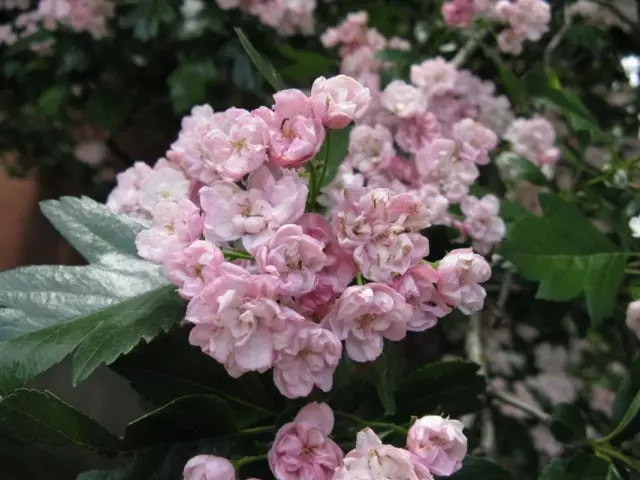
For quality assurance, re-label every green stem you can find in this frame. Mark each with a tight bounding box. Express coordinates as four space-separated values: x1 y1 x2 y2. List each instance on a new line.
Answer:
625 268 640 275
593 443 640 473
306 161 319 210
334 411 408 435
318 133 332 188
222 249 254 260
356 274 364 285
235 453 268 469
237 425 274 436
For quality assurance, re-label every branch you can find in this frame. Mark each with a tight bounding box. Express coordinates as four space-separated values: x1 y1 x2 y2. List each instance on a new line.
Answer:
452 31 487 68
590 0 637 32
488 388 551 423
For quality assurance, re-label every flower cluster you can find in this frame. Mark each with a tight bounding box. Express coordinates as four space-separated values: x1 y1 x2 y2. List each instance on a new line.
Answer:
108 71 493 400
0 0 114 48
568 0 638 32
216 0 317 36
183 403 468 480
503 116 560 178
442 0 551 54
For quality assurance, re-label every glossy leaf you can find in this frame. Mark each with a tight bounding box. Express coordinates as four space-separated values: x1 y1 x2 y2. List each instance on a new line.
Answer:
0 389 121 453
371 342 406 417
319 126 351 188
603 390 640 443
550 403 586 443
168 60 217 114
234 28 285 91
449 456 515 479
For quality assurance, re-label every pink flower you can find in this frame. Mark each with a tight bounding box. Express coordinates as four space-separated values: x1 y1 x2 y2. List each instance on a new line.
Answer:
348 124 396 173
391 264 452 332
407 415 467 477
201 109 269 181
626 300 640 340
273 320 342 398
106 161 153 218
436 248 491 314
310 75 371 129
504 116 559 173
164 240 224 299
256 224 327 296
138 165 191 213
334 428 427 480
273 88 313 118
395 112 442 153
268 403 343 480
200 165 308 253
461 195 506 254
410 57 458 97
323 284 412 362
183 455 235 480
451 119 498 165
380 80 426 119
442 0 475 27
256 105 325 169
186 269 298 376
135 200 203 264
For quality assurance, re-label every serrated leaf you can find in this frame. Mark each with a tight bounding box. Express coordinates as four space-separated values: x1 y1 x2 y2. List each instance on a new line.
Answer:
0 283 183 393
0 389 121 452
550 403 586 443
124 395 237 449
394 360 485 418
449 456 515 479
234 28 285 91
40 196 149 263
500 194 627 324
319 127 351 188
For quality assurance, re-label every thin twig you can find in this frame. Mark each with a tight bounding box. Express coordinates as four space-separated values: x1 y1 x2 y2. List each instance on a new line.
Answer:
466 312 496 457
497 270 513 310
452 31 487 68
544 9 572 66
590 0 638 32
488 388 551 423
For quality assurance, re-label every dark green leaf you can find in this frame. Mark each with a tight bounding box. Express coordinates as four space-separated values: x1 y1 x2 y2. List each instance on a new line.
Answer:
77 466 133 480
449 456 515 480
279 44 335 84
124 395 237 449
319 127 351 188
603 390 640 443
500 194 627 324
371 342 406 416
120 0 175 41
0 389 121 452
539 452 609 480
612 356 640 426
506 156 549 185
40 196 148 263
168 61 217 114
37 85 68 117
0 283 183 393
111 330 276 427
500 199 535 222
394 360 485 418
550 403 586 443
86 90 130 132
485 48 526 108
234 28 285 91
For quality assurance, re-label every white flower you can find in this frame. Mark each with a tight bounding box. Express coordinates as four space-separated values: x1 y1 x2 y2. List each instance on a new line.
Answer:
629 215 640 238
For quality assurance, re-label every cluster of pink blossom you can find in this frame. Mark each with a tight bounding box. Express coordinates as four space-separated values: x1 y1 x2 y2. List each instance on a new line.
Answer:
0 0 114 48
107 73 493 400
502 116 560 179
216 0 316 36
183 402 468 480
442 0 551 54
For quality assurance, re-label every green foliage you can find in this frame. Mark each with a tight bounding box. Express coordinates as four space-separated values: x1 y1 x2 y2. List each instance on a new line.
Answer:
234 28 286 91
550 403 586 444
501 194 628 324
168 60 217 114
449 456 516 479
319 126 352 188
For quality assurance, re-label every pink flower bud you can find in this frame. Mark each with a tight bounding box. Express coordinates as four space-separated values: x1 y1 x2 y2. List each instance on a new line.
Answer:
183 455 235 480
310 75 371 129
407 416 467 477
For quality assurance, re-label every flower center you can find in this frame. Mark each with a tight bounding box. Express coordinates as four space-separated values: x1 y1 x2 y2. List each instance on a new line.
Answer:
231 138 247 151
358 313 376 330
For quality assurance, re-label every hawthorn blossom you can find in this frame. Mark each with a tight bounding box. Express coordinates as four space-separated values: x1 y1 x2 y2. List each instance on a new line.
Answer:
255 224 327 296
200 165 308 253
135 200 202 264
504 116 559 176
273 320 342 398
183 455 235 480
310 75 371 129
629 215 640 238
138 165 191 213
348 124 396 173
106 161 153 218
451 119 498 166
460 194 506 254
626 299 640 339
410 57 458 97
436 248 491 314
407 416 467 476
395 112 442 153
163 240 224 299
268 403 343 480
323 283 412 362
380 80 427 119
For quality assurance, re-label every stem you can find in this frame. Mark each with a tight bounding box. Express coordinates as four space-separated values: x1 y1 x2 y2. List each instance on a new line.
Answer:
452 30 487 68
593 443 640 473
317 133 332 188
306 161 319 210
235 454 268 469
237 425 274 436
488 388 551 423
466 312 496 457
222 249 254 260
544 9 572 66
334 411 408 436
625 268 640 275
497 270 513 310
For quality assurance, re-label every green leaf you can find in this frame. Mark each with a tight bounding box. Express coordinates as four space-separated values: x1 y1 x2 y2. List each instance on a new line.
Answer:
0 389 121 452
234 28 285 91
279 44 334 84
394 360 485 418
371 342 406 417
602 390 640 443
538 452 609 480
612 356 640 426
111 330 276 427
124 395 237 449
40 196 149 263
319 127 351 188
500 199 535 223
86 90 130 132
485 48 526 108
500 194 627 324
449 456 515 480
77 467 133 480
506 156 549 185
168 60 217 114
0 283 183 392
37 85 68 117
120 0 175 40
550 403 586 443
